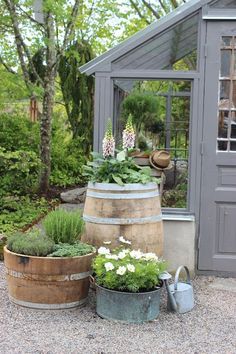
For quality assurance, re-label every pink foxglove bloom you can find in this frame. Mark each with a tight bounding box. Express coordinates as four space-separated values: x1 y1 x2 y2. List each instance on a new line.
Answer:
103 119 115 158
123 114 135 149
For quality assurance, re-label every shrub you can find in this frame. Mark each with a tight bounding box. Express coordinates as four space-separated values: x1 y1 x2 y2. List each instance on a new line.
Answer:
7 229 55 256
50 125 87 187
43 209 84 244
48 242 95 257
0 113 39 152
0 147 41 195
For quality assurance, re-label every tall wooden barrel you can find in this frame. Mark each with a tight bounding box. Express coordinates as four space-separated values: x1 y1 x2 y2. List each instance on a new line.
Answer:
4 246 95 309
82 182 163 256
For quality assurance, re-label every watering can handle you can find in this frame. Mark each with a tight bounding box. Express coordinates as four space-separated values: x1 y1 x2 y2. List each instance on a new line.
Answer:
174 265 191 291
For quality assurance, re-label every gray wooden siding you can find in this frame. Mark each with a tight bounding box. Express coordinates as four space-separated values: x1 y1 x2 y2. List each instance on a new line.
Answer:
112 14 199 71
211 0 236 8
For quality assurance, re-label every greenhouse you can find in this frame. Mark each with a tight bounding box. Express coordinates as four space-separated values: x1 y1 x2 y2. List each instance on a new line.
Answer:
80 0 236 275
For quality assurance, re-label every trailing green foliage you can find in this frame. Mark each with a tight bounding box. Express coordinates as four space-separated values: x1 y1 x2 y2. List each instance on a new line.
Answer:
83 151 156 186
43 209 84 244
0 196 55 234
48 242 95 257
93 246 167 293
7 229 55 257
58 41 94 156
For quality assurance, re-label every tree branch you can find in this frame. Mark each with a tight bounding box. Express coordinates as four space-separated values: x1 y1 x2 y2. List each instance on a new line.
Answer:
0 56 17 74
170 0 179 9
140 0 160 19
16 4 45 28
3 0 31 88
3 0 44 87
129 0 151 25
63 0 81 50
158 0 169 15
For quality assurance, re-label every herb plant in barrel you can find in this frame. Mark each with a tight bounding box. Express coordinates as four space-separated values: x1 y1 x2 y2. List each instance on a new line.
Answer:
82 116 164 256
4 209 95 309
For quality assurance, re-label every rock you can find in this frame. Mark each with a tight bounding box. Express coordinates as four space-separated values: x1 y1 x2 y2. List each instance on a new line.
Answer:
60 187 87 204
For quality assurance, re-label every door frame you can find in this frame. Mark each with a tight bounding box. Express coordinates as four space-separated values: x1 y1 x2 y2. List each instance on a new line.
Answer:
197 19 236 276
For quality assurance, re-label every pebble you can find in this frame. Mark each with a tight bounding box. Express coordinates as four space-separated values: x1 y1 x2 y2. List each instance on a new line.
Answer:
0 262 235 354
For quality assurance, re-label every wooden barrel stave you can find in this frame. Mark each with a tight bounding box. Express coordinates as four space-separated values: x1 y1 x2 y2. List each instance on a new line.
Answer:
82 182 163 257
4 247 95 309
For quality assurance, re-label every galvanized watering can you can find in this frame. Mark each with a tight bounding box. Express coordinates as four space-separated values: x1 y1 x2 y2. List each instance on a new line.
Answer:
160 265 194 314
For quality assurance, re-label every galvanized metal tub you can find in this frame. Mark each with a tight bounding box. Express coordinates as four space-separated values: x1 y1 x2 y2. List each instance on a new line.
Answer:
82 182 163 256
4 246 95 309
96 284 162 323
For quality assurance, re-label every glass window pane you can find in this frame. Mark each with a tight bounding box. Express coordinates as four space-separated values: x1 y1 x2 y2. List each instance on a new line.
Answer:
218 110 229 138
222 37 232 46
232 81 236 108
221 50 231 77
218 140 228 151
230 111 236 138
234 50 236 76
230 141 236 150
220 80 230 103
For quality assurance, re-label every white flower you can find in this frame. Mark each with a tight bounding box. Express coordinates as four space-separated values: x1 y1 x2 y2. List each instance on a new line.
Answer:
118 251 127 259
98 247 110 255
143 252 159 261
118 236 131 245
103 240 111 245
127 264 135 273
104 262 114 271
116 266 127 275
130 250 143 259
105 254 119 260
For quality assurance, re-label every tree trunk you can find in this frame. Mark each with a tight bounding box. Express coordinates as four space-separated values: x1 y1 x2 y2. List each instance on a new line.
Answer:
39 10 56 195
39 78 55 194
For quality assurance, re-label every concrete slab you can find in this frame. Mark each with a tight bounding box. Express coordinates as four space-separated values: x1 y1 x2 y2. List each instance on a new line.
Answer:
208 277 236 292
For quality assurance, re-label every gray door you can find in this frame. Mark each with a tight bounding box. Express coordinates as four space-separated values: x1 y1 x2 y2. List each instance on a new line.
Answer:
198 21 236 274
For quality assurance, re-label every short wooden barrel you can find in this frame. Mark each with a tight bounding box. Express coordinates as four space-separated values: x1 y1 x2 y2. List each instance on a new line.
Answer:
4 246 95 309
82 182 163 256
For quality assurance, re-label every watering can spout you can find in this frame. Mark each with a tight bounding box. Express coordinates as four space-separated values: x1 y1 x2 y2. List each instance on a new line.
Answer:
159 271 178 312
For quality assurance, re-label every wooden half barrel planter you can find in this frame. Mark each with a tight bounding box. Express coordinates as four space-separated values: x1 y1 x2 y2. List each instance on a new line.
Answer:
4 246 95 309
82 182 163 256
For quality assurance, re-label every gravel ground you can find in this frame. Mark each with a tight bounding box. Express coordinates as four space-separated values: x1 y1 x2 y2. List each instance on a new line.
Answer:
0 262 235 354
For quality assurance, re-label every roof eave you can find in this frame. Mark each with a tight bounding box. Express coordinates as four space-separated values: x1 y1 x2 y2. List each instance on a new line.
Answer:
79 0 210 75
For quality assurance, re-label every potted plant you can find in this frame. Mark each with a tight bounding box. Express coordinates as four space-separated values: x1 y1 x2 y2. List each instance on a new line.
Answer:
82 117 164 256
4 209 95 309
92 239 167 323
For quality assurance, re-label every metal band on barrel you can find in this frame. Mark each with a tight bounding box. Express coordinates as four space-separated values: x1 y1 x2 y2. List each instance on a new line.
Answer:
5 268 91 281
86 190 159 199
83 214 162 225
9 295 87 309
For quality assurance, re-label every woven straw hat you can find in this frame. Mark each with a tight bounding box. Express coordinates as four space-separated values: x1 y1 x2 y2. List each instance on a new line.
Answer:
149 150 172 170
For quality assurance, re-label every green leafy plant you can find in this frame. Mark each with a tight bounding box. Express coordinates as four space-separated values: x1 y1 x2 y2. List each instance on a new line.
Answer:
0 196 55 234
93 242 166 293
43 209 84 244
48 242 95 257
7 229 55 257
0 147 41 195
0 113 39 152
84 151 155 186
83 119 157 186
